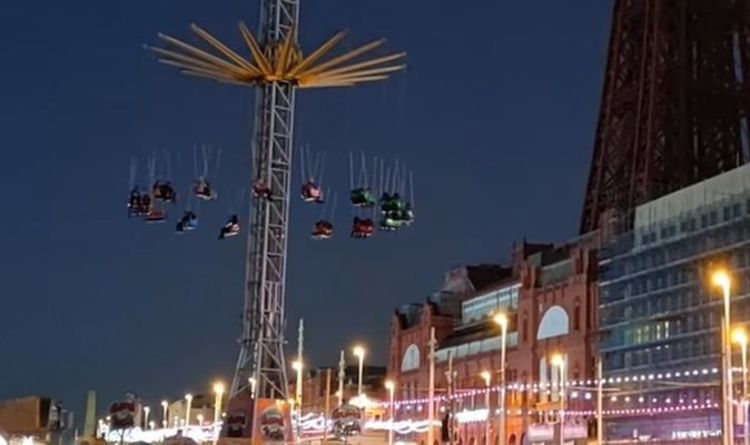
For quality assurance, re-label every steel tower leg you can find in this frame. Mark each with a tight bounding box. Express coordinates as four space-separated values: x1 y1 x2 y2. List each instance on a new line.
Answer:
230 0 300 401
579 0 750 234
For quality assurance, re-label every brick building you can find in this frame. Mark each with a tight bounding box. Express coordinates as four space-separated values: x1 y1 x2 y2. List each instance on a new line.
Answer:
388 238 599 445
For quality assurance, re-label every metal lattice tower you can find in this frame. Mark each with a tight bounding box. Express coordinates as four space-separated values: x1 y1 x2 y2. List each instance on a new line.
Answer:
239 0 299 401
580 0 750 234
151 0 405 401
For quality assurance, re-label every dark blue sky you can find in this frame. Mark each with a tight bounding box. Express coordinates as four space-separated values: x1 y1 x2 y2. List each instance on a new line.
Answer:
0 0 610 417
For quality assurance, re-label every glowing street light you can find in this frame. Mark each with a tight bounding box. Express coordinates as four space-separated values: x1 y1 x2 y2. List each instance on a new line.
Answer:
551 353 566 445
161 400 168 428
713 269 734 445
735 327 750 445
353 345 366 397
197 414 204 426
184 394 193 426
213 382 225 424
494 312 509 444
385 380 396 445
143 406 151 429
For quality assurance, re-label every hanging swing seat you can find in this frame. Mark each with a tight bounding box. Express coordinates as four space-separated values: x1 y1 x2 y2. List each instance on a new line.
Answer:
350 188 376 207
302 182 324 203
252 180 271 199
145 208 166 223
351 217 375 239
194 179 216 201
312 220 334 239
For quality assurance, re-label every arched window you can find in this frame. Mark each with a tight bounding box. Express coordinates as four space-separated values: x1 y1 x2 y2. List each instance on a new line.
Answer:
537 306 570 340
574 300 581 331
401 344 421 371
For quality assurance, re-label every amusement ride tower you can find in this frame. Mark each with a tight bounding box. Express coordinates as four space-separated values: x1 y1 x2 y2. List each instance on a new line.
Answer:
150 0 405 404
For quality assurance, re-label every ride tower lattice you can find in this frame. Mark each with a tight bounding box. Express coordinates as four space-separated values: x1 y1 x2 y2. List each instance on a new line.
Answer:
580 0 750 234
150 0 405 401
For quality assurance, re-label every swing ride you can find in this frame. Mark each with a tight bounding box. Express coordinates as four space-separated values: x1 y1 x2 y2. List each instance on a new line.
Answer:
144 0 407 428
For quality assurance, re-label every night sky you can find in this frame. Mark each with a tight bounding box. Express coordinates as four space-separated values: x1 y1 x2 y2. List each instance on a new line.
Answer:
0 0 611 419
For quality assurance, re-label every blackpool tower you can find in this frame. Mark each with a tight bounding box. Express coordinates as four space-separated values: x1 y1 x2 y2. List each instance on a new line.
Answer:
580 0 750 234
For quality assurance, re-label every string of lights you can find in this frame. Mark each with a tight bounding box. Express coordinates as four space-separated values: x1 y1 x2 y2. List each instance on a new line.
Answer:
382 366 721 408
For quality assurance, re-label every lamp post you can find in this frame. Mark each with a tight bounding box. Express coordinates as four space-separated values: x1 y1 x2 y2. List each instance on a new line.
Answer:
149 421 155 430
213 382 225 424
714 270 735 445
494 312 508 445
481 371 491 445
197 414 204 426
353 345 366 397
143 406 150 430
184 394 193 426
161 400 168 429
292 360 304 442
735 327 749 445
385 380 396 445
551 353 566 445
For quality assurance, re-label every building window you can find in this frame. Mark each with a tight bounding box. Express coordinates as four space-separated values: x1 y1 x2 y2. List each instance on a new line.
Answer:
522 315 529 342
574 301 581 331
537 306 570 340
401 344 421 372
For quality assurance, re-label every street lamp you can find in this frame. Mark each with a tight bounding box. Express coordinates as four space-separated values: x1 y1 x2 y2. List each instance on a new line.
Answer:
551 353 566 445
713 269 735 445
480 371 491 445
385 380 396 445
213 382 225 424
161 400 168 429
197 414 204 426
735 327 749 445
148 421 155 430
184 394 193 426
292 360 304 442
143 406 150 429
494 312 509 445
353 345 366 397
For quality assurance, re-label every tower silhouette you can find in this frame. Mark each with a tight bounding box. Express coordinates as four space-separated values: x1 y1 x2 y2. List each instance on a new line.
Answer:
580 0 750 234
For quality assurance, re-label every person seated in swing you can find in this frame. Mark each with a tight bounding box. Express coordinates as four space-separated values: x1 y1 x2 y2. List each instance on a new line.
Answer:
144 207 166 223
350 188 375 207
152 181 177 203
218 215 241 239
176 210 198 232
194 178 214 200
351 217 375 238
312 220 334 239
380 214 401 231
301 181 323 203
139 194 152 215
127 188 142 216
252 179 271 199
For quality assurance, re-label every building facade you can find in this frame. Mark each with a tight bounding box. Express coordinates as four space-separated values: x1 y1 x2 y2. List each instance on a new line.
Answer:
0 397 73 445
388 241 599 445
599 164 750 443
